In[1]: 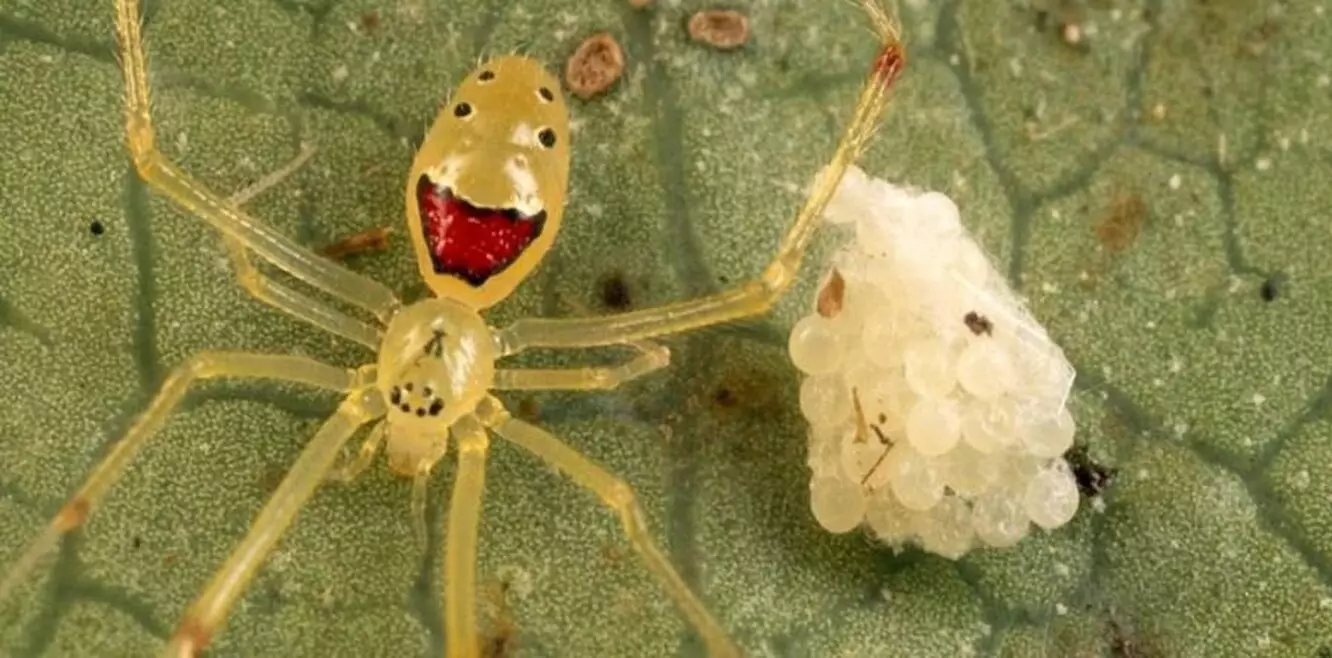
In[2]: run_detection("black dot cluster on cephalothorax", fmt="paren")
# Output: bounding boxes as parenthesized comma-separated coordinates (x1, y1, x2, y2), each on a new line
(388, 381, 446, 418)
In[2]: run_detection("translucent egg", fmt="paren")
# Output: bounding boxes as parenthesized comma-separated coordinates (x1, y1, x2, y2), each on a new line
(841, 430, 890, 485)
(903, 338, 957, 398)
(854, 374, 915, 440)
(861, 312, 905, 370)
(995, 452, 1042, 491)
(809, 476, 867, 534)
(806, 423, 848, 477)
(918, 495, 974, 559)
(865, 487, 915, 544)
(885, 445, 945, 511)
(939, 444, 999, 498)
(799, 375, 851, 427)
(1020, 406, 1076, 458)
(956, 339, 1018, 400)
(971, 488, 1030, 548)
(1017, 348, 1075, 398)
(906, 397, 962, 456)
(1024, 460, 1080, 530)
(961, 399, 1018, 453)
(789, 315, 849, 376)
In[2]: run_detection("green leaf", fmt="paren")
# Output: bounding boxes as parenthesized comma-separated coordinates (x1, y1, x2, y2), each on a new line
(2, 0, 1331, 656)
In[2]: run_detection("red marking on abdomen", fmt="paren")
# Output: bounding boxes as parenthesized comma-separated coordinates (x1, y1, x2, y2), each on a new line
(417, 176, 543, 286)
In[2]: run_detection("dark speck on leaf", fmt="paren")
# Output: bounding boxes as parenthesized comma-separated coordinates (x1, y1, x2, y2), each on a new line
(713, 387, 737, 408)
(131, 536, 142, 550)
(1034, 9, 1051, 31)
(89, 220, 105, 236)
(1066, 445, 1116, 497)
(516, 397, 540, 422)
(598, 271, 632, 310)
(1314, 645, 1331, 658)
(1260, 276, 1280, 302)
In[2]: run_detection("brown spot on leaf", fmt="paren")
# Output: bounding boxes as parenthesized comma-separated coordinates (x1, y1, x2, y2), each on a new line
(817, 269, 845, 318)
(359, 11, 381, 34)
(1107, 617, 1158, 658)
(602, 542, 626, 565)
(566, 33, 625, 100)
(704, 360, 787, 423)
(515, 397, 540, 423)
(482, 579, 519, 658)
(1093, 191, 1148, 253)
(687, 9, 750, 51)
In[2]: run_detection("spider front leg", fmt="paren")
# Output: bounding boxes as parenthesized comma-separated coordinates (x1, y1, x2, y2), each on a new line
(221, 143, 384, 349)
(114, 0, 401, 324)
(0, 353, 368, 606)
(472, 398, 741, 658)
(493, 0, 902, 355)
(164, 392, 384, 658)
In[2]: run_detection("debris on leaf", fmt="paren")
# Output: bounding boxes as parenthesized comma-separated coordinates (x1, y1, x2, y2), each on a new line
(566, 33, 625, 100)
(816, 269, 845, 318)
(687, 10, 750, 51)
(318, 226, 393, 260)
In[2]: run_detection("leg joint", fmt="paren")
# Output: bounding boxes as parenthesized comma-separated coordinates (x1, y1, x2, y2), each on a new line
(127, 142, 162, 182)
(53, 497, 90, 532)
(606, 479, 637, 513)
(179, 351, 228, 379)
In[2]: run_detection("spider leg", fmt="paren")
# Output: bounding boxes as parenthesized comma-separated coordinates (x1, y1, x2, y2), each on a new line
(0, 352, 368, 607)
(216, 144, 385, 348)
(493, 0, 902, 355)
(328, 421, 387, 483)
(114, 0, 401, 325)
(441, 416, 490, 657)
(474, 398, 740, 658)
(162, 392, 383, 658)
(492, 338, 670, 390)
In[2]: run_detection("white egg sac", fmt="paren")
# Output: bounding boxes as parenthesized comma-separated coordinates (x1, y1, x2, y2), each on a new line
(794, 165, 1079, 559)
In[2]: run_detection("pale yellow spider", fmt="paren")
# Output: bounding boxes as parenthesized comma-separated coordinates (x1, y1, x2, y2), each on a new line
(0, 0, 905, 656)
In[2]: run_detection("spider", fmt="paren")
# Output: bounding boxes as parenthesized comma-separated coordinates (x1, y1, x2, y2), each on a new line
(0, 0, 905, 655)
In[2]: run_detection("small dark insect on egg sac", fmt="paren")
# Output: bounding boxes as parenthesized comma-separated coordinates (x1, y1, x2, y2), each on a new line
(0, 1, 910, 656)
